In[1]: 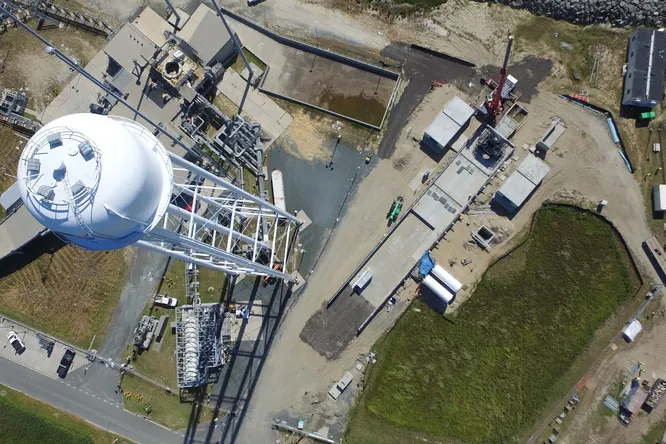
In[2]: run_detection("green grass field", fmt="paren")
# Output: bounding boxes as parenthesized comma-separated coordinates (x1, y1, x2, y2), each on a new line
(120, 375, 213, 430)
(0, 384, 132, 444)
(345, 205, 640, 444)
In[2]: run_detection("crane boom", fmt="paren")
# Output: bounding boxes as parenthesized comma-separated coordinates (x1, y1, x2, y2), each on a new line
(488, 33, 514, 116)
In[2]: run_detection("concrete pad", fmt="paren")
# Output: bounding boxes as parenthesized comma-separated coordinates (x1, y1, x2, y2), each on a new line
(0, 318, 88, 379)
(433, 156, 489, 207)
(296, 210, 312, 231)
(413, 184, 461, 232)
(216, 70, 292, 145)
(290, 272, 305, 293)
(133, 7, 173, 47)
(351, 214, 438, 308)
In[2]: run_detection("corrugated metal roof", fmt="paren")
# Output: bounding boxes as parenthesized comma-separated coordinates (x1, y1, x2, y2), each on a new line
(624, 29, 666, 106)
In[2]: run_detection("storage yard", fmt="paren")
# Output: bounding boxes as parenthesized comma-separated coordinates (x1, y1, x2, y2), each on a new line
(0, 1, 664, 444)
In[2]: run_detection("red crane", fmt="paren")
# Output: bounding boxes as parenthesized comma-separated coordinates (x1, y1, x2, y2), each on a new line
(487, 33, 514, 116)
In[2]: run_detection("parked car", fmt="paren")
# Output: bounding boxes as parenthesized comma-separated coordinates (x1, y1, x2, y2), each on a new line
(89, 103, 106, 115)
(154, 295, 177, 308)
(57, 349, 75, 379)
(7, 331, 25, 355)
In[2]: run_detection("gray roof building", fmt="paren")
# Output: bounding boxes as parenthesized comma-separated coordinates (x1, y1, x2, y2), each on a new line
(622, 29, 666, 108)
(177, 4, 238, 67)
(422, 96, 474, 153)
(494, 154, 550, 212)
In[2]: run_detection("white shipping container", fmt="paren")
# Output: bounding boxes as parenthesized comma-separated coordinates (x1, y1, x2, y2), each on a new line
(422, 275, 453, 304)
(431, 264, 463, 293)
(353, 269, 372, 292)
(622, 320, 642, 343)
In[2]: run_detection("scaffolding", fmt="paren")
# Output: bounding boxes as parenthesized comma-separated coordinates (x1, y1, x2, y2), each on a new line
(175, 302, 222, 388)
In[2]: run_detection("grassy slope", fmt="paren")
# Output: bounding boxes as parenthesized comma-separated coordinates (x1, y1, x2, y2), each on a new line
(0, 384, 132, 444)
(0, 247, 128, 348)
(128, 258, 227, 390)
(347, 206, 638, 444)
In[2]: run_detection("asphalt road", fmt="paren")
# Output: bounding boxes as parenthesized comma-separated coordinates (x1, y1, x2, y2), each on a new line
(0, 356, 183, 444)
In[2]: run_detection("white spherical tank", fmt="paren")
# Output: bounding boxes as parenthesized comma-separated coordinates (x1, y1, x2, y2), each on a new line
(17, 114, 173, 250)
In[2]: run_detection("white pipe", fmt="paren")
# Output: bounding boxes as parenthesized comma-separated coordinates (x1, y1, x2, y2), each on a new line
(422, 275, 453, 304)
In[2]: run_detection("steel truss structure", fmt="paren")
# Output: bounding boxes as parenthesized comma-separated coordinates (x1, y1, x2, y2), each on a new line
(137, 151, 301, 281)
(175, 303, 222, 388)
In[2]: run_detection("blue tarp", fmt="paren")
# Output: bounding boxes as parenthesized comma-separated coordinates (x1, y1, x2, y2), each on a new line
(419, 251, 435, 276)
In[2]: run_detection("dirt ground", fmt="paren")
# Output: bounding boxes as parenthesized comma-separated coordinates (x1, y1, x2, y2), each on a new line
(0, 23, 106, 113)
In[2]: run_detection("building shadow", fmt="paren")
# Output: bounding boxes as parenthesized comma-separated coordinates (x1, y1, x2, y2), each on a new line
(0, 231, 65, 280)
(419, 287, 448, 314)
(180, 273, 294, 443)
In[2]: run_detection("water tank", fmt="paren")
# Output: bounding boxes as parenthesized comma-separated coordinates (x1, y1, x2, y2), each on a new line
(431, 264, 462, 293)
(17, 114, 173, 250)
(422, 275, 453, 304)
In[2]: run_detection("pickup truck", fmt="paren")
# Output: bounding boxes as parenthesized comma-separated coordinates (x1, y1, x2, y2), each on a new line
(7, 331, 25, 355)
(57, 349, 75, 379)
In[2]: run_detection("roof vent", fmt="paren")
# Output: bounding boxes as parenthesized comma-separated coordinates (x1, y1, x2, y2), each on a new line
(47, 132, 62, 149)
(70, 180, 86, 197)
(78, 141, 93, 160)
(37, 185, 55, 200)
(26, 158, 40, 175)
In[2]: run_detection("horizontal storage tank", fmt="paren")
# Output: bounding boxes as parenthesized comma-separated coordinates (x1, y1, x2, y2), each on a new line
(422, 275, 453, 304)
(622, 319, 642, 343)
(431, 264, 462, 293)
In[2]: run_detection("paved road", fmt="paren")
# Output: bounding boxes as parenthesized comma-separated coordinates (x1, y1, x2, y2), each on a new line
(0, 356, 183, 444)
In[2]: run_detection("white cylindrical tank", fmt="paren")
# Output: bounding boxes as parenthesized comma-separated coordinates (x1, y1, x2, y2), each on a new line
(431, 264, 462, 293)
(17, 114, 173, 250)
(422, 274, 453, 304)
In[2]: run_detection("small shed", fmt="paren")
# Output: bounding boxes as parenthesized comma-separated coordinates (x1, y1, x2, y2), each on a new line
(653, 185, 666, 212)
(622, 320, 642, 343)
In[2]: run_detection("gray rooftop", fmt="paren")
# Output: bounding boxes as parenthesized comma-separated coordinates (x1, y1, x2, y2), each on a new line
(413, 184, 461, 231)
(496, 172, 535, 208)
(178, 4, 232, 66)
(496, 155, 550, 209)
(434, 156, 489, 207)
(516, 154, 550, 185)
(444, 96, 475, 126)
(0, 205, 46, 259)
(424, 113, 460, 148)
(104, 23, 159, 73)
(423, 96, 475, 149)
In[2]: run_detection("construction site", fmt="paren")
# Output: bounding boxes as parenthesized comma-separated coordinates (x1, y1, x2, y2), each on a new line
(0, 0, 663, 444)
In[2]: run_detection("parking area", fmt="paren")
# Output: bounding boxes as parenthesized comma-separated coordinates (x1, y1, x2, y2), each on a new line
(0, 317, 88, 380)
